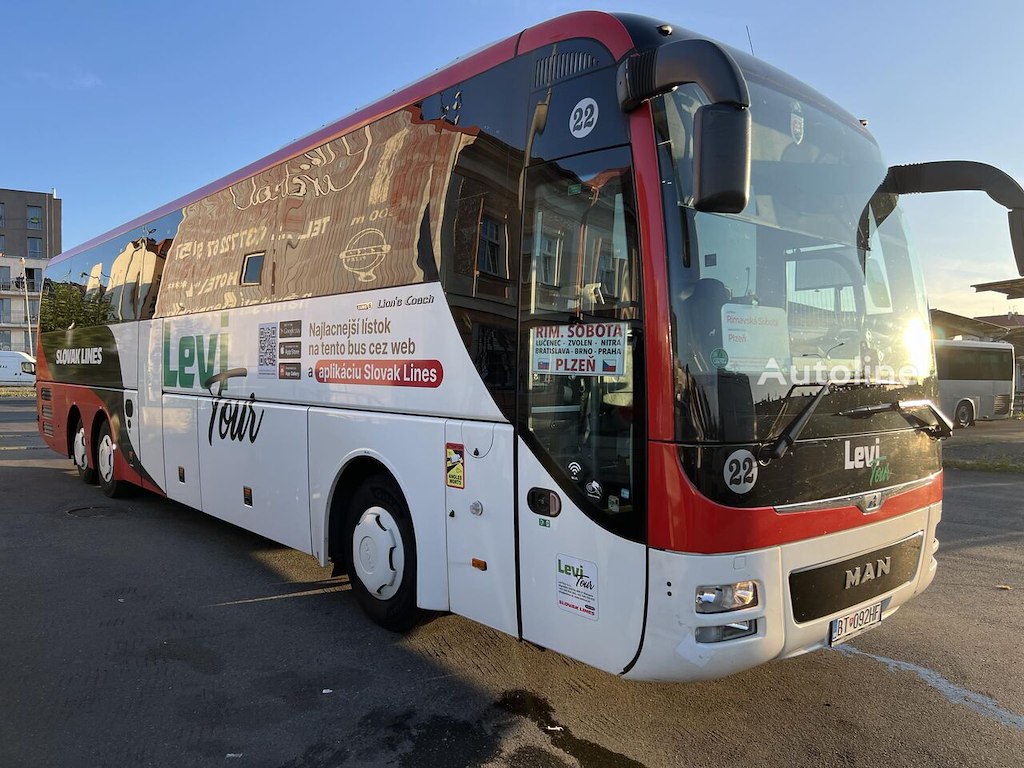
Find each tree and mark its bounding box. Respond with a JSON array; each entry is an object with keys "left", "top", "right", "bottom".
[{"left": 38, "top": 282, "right": 114, "bottom": 333}]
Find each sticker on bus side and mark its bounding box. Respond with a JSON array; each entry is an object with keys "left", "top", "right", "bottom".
[
  {"left": 569, "top": 97, "right": 599, "bottom": 139},
  {"left": 556, "top": 554, "right": 599, "bottom": 621},
  {"left": 446, "top": 443, "right": 465, "bottom": 489}
]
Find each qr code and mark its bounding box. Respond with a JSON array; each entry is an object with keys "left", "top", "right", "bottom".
[{"left": 258, "top": 323, "right": 278, "bottom": 376}]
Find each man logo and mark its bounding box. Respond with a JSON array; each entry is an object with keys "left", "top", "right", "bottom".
[{"left": 845, "top": 556, "right": 891, "bottom": 589}]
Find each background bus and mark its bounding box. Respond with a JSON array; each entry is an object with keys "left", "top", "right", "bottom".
[{"left": 934, "top": 339, "right": 1015, "bottom": 427}]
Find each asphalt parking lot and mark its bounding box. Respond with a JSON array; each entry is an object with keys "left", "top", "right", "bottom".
[
  {"left": 941, "top": 416, "right": 1024, "bottom": 470},
  {"left": 1, "top": 396, "right": 1022, "bottom": 768}
]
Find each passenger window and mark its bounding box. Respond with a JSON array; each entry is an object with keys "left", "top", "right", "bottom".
[
  {"left": 520, "top": 146, "right": 644, "bottom": 542},
  {"left": 40, "top": 211, "right": 179, "bottom": 331},
  {"left": 435, "top": 57, "right": 530, "bottom": 421},
  {"left": 240, "top": 252, "right": 266, "bottom": 286}
]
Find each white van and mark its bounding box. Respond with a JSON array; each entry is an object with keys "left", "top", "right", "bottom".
[{"left": 0, "top": 350, "right": 36, "bottom": 385}]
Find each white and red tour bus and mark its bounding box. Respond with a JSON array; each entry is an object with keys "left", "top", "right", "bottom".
[{"left": 35, "top": 12, "right": 1024, "bottom": 681}]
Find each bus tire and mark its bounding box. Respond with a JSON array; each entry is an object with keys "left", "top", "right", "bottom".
[
  {"left": 72, "top": 415, "right": 97, "bottom": 484},
  {"left": 345, "top": 473, "right": 422, "bottom": 633},
  {"left": 954, "top": 401, "right": 974, "bottom": 429},
  {"left": 96, "top": 420, "right": 127, "bottom": 498}
]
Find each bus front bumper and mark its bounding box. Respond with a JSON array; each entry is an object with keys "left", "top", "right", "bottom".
[{"left": 624, "top": 502, "right": 941, "bottom": 682}]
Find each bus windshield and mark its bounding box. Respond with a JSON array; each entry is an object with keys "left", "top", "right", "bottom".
[{"left": 656, "top": 79, "right": 936, "bottom": 443}]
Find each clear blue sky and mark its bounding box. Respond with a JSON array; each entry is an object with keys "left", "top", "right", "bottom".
[{"left": 4, "top": 0, "right": 1022, "bottom": 317}]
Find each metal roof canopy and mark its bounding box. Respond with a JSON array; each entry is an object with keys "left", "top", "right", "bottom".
[
  {"left": 929, "top": 308, "right": 1012, "bottom": 340},
  {"left": 973, "top": 277, "right": 1024, "bottom": 300}
]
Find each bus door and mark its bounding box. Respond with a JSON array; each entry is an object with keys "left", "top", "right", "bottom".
[
  {"left": 444, "top": 420, "right": 517, "bottom": 636},
  {"left": 516, "top": 147, "right": 647, "bottom": 673}
]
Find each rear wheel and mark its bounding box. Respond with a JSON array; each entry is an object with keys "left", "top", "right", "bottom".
[
  {"left": 345, "top": 473, "right": 422, "bottom": 632},
  {"left": 72, "top": 416, "right": 96, "bottom": 484},
  {"left": 96, "top": 420, "right": 127, "bottom": 498},
  {"left": 954, "top": 401, "right": 974, "bottom": 429}
]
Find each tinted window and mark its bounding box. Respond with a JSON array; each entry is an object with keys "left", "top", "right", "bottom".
[
  {"left": 240, "top": 252, "right": 265, "bottom": 285},
  {"left": 524, "top": 40, "right": 624, "bottom": 164},
  {"left": 432, "top": 57, "right": 530, "bottom": 420},
  {"left": 937, "top": 346, "right": 1013, "bottom": 381},
  {"left": 40, "top": 210, "right": 181, "bottom": 331},
  {"left": 520, "top": 147, "right": 644, "bottom": 542},
  {"left": 158, "top": 106, "right": 462, "bottom": 316}
]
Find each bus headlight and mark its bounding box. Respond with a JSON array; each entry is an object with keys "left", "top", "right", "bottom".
[{"left": 695, "top": 580, "right": 758, "bottom": 614}]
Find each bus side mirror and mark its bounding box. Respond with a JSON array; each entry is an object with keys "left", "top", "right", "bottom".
[
  {"left": 617, "top": 38, "right": 751, "bottom": 213},
  {"left": 875, "top": 162, "right": 1024, "bottom": 276},
  {"left": 1009, "top": 208, "right": 1024, "bottom": 276},
  {"left": 693, "top": 103, "right": 751, "bottom": 213}
]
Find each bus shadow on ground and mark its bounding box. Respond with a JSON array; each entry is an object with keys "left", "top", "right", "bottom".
[{"left": 1, "top": 450, "right": 660, "bottom": 768}]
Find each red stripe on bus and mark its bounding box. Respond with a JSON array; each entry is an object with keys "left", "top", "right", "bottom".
[
  {"left": 629, "top": 106, "right": 674, "bottom": 442},
  {"left": 38, "top": 383, "right": 165, "bottom": 496},
  {"left": 516, "top": 10, "right": 635, "bottom": 60},
  {"left": 648, "top": 441, "right": 942, "bottom": 553}
]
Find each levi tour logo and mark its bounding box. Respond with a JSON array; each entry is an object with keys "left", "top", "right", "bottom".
[
  {"left": 163, "top": 320, "right": 230, "bottom": 391},
  {"left": 843, "top": 437, "right": 892, "bottom": 485},
  {"left": 162, "top": 318, "right": 265, "bottom": 446}
]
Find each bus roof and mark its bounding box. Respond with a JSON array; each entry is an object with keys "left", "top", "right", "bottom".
[{"left": 934, "top": 338, "right": 1014, "bottom": 350}]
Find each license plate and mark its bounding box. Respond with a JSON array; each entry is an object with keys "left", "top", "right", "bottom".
[{"left": 829, "top": 602, "right": 882, "bottom": 646}]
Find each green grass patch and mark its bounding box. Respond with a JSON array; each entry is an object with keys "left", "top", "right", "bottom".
[{"left": 943, "top": 456, "right": 1024, "bottom": 473}]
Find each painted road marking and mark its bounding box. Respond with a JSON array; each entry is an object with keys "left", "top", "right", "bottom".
[{"left": 836, "top": 645, "right": 1024, "bottom": 730}]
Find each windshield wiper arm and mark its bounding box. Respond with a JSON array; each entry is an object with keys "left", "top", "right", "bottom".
[
  {"left": 759, "top": 383, "right": 831, "bottom": 463},
  {"left": 838, "top": 398, "right": 953, "bottom": 440}
]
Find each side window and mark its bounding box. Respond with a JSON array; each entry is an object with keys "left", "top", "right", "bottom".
[
  {"left": 40, "top": 211, "right": 179, "bottom": 331},
  {"left": 159, "top": 105, "right": 457, "bottom": 317},
  {"left": 520, "top": 147, "right": 644, "bottom": 542},
  {"left": 435, "top": 58, "right": 529, "bottom": 420}
]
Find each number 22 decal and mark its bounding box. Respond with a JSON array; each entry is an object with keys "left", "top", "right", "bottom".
[
  {"left": 569, "top": 98, "right": 599, "bottom": 139},
  {"left": 723, "top": 449, "right": 758, "bottom": 494}
]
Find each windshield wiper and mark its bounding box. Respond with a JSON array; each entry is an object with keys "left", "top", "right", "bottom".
[
  {"left": 759, "top": 383, "right": 831, "bottom": 463},
  {"left": 761, "top": 376, "right": 897, "bottom": 460},
  {"left": 838, "top": 399, "right": 953, "bottom": 440}
]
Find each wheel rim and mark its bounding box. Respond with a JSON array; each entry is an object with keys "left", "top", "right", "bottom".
[
  {"left": 956, "top": 405, "right": 970, "bottom": 426},
  {"left": 73, "top": 426, "right": 88, "bottom": 471},
  {"left": 352, "top": 506, "right": 405, "bottom": 600},
  {"left": 97, "top": 433, "right": 115, "bottom": 484}
]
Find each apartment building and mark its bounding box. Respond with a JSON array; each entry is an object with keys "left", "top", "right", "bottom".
[{"left": 0, "top": 188, "right": 61, "bottom": 353}]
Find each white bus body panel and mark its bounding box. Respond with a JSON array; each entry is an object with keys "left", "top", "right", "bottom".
[
  {"left": 137, "top": 319, "right": 166, "bottom": 491},
  {"left": 159, "top": 284, "right": 504, "bottom": 422},
  {"left": 110, "top": 322, "right": 138, "bottom": 390},
  {"left": 198, "top": 399, "right": 311, "bottom": 554},
  {"left": 627, "top": 502, "right": 941, "bottom": 682},
  {"left": 307, "top": 408, "right": 449, "bottom": 611},
  {"left": 445, "top": 421, "right": 517, "bottom": 636},
  {"left": 517, "top": 439, "right": 646, "bottom": 674},
  {"left": 122, "top": 389, "right": 140, "bottom": 467},
  {"left": 162, "top": 394, "right": 203, "bottom": 510}
]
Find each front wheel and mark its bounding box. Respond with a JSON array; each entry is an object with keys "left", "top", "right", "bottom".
[
  {"left": 954, "top": 401, "right": 974, "bottom": 429},
  {"left": 96, "top": 420, "right": 127, "bottom": 498},
  {"left": 72, "top": 416, "right": 97, "bottom": 484},
  {"left": 345, "top": 473, "right": 422, "bottom": 632}
]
